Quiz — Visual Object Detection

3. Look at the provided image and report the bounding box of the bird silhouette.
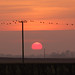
[13,21,14,22]
[71,24,74,26]
[43,22,44,23]
[9,23,11,24]
[40,22,42,23]
[49,22,50,24]
[6,23,8,25]
[56,23,58,24]
[15,22,16,24]
[51,22,53,24]
[16,20,17,22]
[66,24,68,26]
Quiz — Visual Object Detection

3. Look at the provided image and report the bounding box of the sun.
[32,42,43,50]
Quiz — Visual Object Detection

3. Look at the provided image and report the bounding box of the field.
[0,58,75,63]
[0,58,75,75]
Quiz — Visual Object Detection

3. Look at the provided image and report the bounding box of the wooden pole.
[44,48,45,58]
[19,20,27,63]
[22,21,24,63]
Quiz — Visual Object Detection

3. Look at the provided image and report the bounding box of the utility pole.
[19,20,27,63]
[44,48,45,58]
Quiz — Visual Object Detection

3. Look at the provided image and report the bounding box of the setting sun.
[32,42,42,50]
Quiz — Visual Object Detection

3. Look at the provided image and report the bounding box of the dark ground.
[0,58,75,75]
[0,58,75,63]
[0,63,75,75]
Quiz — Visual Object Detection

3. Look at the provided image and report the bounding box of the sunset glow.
[0,0,75,31]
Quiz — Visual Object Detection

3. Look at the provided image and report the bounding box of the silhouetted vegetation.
[0,63,75,75]
[0,50,75,58]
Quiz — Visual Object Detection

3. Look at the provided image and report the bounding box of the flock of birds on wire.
[0,20,74,26]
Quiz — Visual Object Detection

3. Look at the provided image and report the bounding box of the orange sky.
[0,0,75,31]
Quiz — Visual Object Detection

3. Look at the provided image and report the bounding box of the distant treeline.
[0,50,75,58]
[27,50,75,58]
